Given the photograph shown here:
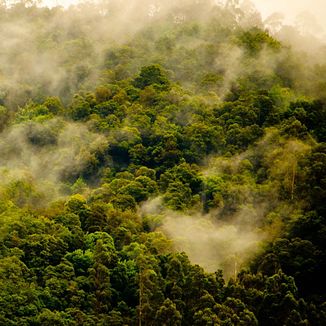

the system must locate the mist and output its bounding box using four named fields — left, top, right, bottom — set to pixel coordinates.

left=252, top=0, right=326, bottom=37
left=0, top=0, right=324, bottom=109
left=160, top=207, right=266, bottom=278
left=44, top=0, right=326, bottom=38
left=138, top=127, right=313, bottom=278
left=0, top=120, right=108, bottom=202
left=0, top=0, right=324, bottom=277
left=139, top=193, right=267, bottom=279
